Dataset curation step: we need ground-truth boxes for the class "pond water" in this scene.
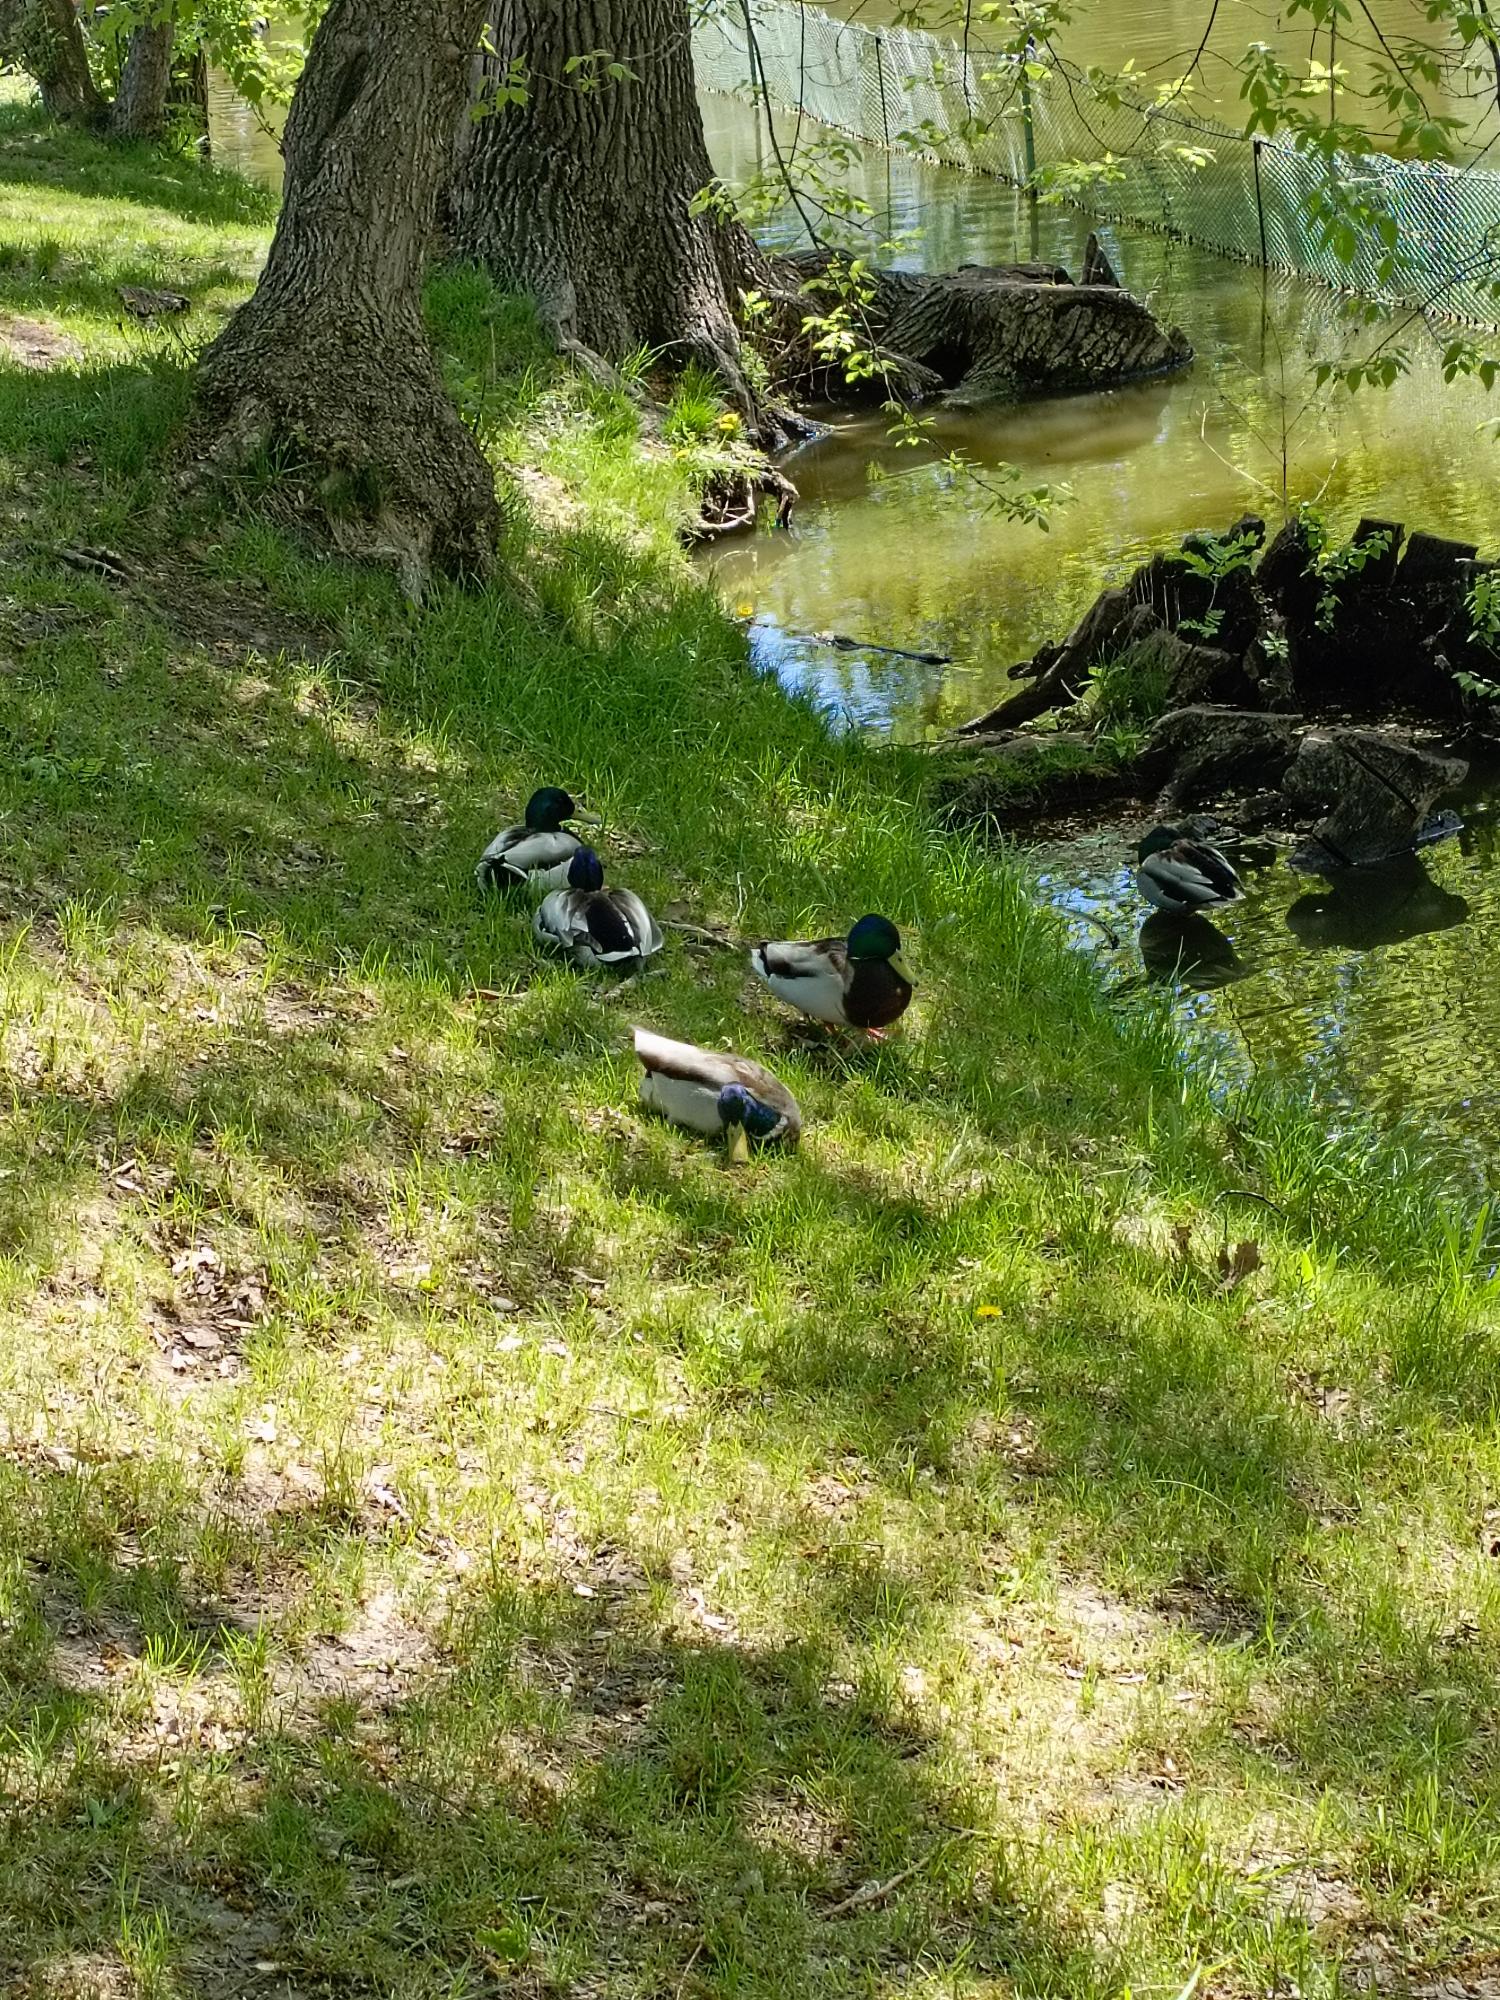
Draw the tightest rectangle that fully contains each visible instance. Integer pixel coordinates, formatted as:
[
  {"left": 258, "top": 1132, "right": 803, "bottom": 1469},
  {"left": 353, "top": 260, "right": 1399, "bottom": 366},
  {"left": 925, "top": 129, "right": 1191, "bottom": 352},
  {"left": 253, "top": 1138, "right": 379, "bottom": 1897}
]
[
  {"left": 1029, "top": 789, "right": 1500, "bottom": 1166},
  {"left": 205, "top": 51, "right": 1500, "bottom": 1172},
  {"left": 205, "top": 41, "right": 289, "bottom": 189},
  {"left": 698, "top": 87, "right": 1500, "bottom": 739},
  {"left": 693, "top": 89, "right": 1500, "bottom": 1171},
  {"left": 823, "top": 0, "right": 1500, "bottom": 152}
]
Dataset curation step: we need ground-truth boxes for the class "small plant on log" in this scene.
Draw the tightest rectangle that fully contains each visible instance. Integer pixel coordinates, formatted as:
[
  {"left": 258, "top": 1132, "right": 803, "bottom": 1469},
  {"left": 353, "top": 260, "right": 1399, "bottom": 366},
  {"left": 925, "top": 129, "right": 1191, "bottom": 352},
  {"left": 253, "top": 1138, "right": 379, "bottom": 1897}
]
[
  {"left": 1309, "top": 524, "right": 1394, "bottom": 632},
  {"left": 1170, "top": 526, "right": 1259, "bottom": 640},
  {"left": 1085, "top": 645, "right": 1176, "bottom": 730},
  {"left": 1464, "top": 568, "right": 1500, "bottom": 655}
]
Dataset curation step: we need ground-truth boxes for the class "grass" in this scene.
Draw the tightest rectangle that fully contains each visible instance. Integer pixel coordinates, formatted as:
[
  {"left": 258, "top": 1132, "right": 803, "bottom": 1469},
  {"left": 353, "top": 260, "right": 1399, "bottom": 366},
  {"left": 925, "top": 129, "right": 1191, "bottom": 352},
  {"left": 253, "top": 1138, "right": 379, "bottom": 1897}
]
[
  {"left": 1083, "top": 642, "right": 1179, "bottom": 735},
  {"left": 3, "top": 95, "right": 1500, "bottom": 2000}
]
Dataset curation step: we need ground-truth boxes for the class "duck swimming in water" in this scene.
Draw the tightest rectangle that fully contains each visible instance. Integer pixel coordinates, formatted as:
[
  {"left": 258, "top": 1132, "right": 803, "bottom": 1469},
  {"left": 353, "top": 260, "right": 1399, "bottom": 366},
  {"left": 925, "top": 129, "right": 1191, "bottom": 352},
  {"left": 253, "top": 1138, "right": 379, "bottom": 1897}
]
[
  {"left": 633, "top": 1026, "right": 801, "bottom": 1163},
  {"left": 475, "top": 787, "right": 599, "bottom": 893},
  {"left": 750, "top": 913, "right": 912, "bottom": 1033},
  {"left": 533, "top": 848, "right": 662, "bottom": 972},
  {"left": 1135, "top": 825, "right": 1243, "bottom": 916}
]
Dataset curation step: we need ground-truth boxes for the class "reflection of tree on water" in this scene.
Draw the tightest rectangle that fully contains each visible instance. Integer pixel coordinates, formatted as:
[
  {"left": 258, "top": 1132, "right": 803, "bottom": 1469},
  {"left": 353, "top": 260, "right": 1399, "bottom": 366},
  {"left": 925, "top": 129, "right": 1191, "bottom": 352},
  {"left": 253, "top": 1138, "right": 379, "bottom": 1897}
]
[
  {"left": 1285, "top": 853, "right": 1471, "bottom": 953},
  {"left": 1138, "top": 909, "right": 1246, "bottom": 990}
]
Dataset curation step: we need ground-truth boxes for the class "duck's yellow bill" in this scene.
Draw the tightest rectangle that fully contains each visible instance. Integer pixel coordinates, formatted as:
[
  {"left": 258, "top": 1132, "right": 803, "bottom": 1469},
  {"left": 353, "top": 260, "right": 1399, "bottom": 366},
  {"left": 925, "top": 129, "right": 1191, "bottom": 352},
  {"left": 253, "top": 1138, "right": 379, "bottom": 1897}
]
[
  {"left": 889, "top": 951, "right": 912, "bottom": 985},
  {"left": 726, "top": 1125, "right": 751, "bottom": 1165}
]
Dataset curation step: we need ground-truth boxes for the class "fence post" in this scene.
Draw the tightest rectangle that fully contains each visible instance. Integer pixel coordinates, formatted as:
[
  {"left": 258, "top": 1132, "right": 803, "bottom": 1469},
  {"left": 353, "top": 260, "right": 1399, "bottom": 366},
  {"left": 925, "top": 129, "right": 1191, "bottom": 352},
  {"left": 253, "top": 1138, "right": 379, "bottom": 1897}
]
[
  {"left": 874, "top": 32, "right": 894, "bottom": 234},
  {"left": 1019, "top": 38, "right": 1037, "bottom": 188},
  {"left": 1252, "top": 136, "right": 1269, "bottom": 267},
  {"left": 1019, "top": 37, "right": 1039, "bottom": 254}
]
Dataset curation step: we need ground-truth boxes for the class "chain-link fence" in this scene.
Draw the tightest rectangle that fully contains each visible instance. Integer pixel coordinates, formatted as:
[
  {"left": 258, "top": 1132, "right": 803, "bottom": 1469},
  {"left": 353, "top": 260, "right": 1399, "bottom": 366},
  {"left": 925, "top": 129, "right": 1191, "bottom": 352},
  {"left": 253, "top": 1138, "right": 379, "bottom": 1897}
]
[{"left": 693, "top": 0, "right": 1500, "bottom": 326}]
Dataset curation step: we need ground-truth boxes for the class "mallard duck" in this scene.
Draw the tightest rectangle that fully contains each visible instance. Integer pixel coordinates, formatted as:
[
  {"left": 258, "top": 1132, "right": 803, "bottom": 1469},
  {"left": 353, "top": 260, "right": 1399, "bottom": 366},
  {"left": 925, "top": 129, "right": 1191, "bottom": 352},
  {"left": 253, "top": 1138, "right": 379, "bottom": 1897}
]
[
  {"left": 750, "top": 913, "right": 912, "bottom": 1032},
  {"left": 475, "top": 786, "right": 599, "bottom": 892},
  {"left": 1136, "top": 825, "right": 1244, "bottom": 915},
  {"left": 533, "top": 848, "right": 662, "bottom": 971},
  {"left": 633, "top": 1026, "right": 801, "bottom": 1163}
]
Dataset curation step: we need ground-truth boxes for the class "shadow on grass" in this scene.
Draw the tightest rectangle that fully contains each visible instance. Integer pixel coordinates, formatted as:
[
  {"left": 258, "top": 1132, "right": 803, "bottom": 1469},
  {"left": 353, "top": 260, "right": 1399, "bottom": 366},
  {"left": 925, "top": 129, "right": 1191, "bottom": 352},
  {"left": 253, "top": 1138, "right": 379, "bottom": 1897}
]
[
  {"left": 0, "top": 100, "right": 276, "bottom": 228},
  {"left": 3, "top": 140, "right": 1500, "bottom": 1992},
  {"left": 0, "top": 1463, "right": 1070, "bottom": 1999}
]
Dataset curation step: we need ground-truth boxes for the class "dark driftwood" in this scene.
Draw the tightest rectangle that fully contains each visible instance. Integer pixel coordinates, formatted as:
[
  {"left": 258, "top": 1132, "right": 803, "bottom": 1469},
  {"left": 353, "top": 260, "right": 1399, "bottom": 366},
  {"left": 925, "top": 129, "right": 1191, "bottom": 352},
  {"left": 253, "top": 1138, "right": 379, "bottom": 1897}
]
[
  {"left": 1282, "top": 730, "right": 1468, "bottom": 871},
  {"left": 780, "top": 252, "right": 1192, "bottom": 407},
  {"left": 860, "top": 264, "right": 1193, "bottom": 405}
]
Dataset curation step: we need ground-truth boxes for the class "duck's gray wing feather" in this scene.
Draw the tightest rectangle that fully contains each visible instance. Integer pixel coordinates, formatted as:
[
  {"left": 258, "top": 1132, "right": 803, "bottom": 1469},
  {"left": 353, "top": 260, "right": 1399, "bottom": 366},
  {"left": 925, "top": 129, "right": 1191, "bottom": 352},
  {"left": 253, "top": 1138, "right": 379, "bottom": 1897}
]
[
  {"left": 606, "top": 889, "right": 663, "bottom": 958},
  {"left": 752, "top": 937, "right": 847, "bottom": 981}
]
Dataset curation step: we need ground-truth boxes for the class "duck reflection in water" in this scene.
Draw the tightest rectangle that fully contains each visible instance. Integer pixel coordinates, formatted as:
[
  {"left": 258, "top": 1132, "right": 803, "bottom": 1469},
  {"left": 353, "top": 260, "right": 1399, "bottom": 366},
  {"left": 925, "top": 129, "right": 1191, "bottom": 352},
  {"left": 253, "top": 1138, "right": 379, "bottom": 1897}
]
[
  {"left": 1286, "top": 851, "right": 1470, "bottom": 951},
  {"left": 1138, "top": 908, "right": 1246, "bottom": 990}
]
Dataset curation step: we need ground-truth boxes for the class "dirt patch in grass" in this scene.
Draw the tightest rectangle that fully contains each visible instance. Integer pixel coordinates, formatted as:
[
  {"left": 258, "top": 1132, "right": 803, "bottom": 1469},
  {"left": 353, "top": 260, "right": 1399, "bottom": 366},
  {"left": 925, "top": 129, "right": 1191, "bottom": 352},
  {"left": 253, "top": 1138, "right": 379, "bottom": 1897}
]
[
  {"left": 1, "top": 314, "right": 83, "bottom": 369},
  {"left": 26, "top": 1952, "right": 135, "bottom": 1999}
]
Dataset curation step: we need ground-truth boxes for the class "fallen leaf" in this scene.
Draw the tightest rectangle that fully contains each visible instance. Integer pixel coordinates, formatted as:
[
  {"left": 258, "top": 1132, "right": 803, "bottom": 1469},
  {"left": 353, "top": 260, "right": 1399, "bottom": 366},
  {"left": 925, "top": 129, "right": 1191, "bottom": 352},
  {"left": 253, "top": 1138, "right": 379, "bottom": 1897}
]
[{"left": 1217, "top": 1239, "right": 1263, "bottom": 1290}]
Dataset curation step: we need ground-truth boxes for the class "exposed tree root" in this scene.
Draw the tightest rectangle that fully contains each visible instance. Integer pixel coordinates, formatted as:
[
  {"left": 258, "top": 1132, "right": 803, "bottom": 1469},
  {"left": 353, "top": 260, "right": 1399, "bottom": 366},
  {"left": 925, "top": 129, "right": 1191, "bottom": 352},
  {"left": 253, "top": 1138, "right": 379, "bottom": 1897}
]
[{"left": 688, "top": 461, "right": 799, "bottom": 542}]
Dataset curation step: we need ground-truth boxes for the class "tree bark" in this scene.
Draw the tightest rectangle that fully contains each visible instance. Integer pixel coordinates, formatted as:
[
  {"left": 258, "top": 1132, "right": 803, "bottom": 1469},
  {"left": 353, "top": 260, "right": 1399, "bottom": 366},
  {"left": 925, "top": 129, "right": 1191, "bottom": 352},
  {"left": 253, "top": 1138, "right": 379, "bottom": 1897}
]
[
  {"left": 0, "top": 0, "right": 108, "bottom": 126},
  {"left": 448, "top": 0, "right": 767, "bottom": 407},
  {"left": 112, "top": 15, "right": 175, "bottom": 139},
  {"left": 194, "top": 0, "right": 498, "bottom": 590}
]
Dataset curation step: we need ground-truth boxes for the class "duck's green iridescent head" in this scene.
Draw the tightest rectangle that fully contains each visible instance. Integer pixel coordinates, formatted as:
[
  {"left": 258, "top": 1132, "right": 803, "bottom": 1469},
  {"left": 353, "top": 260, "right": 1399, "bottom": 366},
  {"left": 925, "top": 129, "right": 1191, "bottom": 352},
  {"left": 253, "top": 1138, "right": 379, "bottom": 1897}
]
[
  {"left": 1137, "top": 824, "right": 1185, "bottom": 863},
  {"left": 525, "top": 786, "right": 579, "bottom": 831},
  {"left": 528, "top": 784, "right": 600, "bottom": 832},
  {"left": 846, "top": 914, "right": 902, "bottom": 961},
  {"left": 846, "top": 913, "right": 910, "bottom": 986}
]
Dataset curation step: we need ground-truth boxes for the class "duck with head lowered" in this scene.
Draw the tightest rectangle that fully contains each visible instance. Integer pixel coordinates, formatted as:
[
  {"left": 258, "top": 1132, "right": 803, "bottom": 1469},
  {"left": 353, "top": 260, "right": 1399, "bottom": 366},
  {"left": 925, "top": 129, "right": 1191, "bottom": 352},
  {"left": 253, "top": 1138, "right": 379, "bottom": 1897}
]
[
  {"left": 751, "top": 913, "right": 912, "bottom": 1034},
  {"left": 533, "top": 848, "right": 663, "bottom": 972},
  {"left": 1135, "top": 823, "right": 1244, "bottom": 916},
  {"left": 475, "top": 786, "right": 600, "bottom": 893},
  {"left": 633, "top": 1026, "right": 801, "bottom": 1163}
]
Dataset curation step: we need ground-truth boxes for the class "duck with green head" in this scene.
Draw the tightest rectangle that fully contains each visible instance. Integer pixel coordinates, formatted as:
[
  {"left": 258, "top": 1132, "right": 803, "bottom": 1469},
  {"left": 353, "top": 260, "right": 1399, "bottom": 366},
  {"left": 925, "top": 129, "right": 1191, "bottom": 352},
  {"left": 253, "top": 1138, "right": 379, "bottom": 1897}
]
[
  {"left": 1136, "top": 823, "right": 1243, "bottom": 916},
  {"left": 475, "top": 786, "right": 600, "bottom": 893},
  {"left": 633, "top": 1026, "right": 801, "bottom": 1164},
  {"left": 750, "top": 914, "right": 912, "bottom": 1033}
]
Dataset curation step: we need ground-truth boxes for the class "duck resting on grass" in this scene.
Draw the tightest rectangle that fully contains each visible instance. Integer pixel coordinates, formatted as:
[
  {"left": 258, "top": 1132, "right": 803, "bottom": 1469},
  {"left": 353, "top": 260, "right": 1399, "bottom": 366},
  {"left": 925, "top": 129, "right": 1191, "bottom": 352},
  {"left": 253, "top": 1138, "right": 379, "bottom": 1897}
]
[
  {"left": 475, "top": 786, "right": 600, "bottom": 893},
  {"left": 1136, "top": 824, "right": 1244, "bottom": 916},
  {"left": 533, "top": 848, "right": 662, "bottom": 972},
  {"left": 633, "top": 1026, "right": 801, "bottom": 1163},
  {"left": 751, "top": 914, "right": 912, "bottom": 1034}
]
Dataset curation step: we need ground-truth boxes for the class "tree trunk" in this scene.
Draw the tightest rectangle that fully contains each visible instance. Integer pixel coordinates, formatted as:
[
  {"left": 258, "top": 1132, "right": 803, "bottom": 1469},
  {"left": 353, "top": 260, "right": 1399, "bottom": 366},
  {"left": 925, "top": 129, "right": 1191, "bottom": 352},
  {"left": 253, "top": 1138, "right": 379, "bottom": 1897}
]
[
  {"left": 0, "top": 0, "right": 108, "bottom": 126},
  {"left": 194, "top": 0, "right": 498, "bottom": 591},
  {"left": 448, "top": 0, "right": 766, "bottom": 406},
  {"left": 112, "top": 16, "right": 175, "bottom": 139}
]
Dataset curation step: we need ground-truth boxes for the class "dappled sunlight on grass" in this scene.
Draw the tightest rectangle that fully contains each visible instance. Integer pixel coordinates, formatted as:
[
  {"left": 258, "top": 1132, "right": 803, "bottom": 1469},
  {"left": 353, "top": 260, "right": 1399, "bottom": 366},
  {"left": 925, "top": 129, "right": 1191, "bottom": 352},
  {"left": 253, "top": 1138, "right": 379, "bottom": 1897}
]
[{"left": 4, "top": 99, "right": 1500, "bottom": 2000}]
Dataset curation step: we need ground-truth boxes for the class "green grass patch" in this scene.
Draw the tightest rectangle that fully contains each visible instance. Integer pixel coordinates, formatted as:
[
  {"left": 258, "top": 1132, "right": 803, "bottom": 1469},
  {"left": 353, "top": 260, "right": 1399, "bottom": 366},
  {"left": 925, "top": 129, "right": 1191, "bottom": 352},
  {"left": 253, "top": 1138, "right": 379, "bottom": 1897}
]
[
  {"left": 1084, "top": 639, "right": 1179, "bottom": 732},
  {"left": 2, "top": 100, "right": 1500, "bottom": 2000}
]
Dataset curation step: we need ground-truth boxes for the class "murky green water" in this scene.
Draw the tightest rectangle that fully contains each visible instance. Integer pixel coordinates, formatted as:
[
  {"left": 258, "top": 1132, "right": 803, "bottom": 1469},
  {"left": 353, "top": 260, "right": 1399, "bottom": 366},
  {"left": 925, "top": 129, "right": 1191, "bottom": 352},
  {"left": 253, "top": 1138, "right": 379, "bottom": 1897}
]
[
  {"left": 685, "top": 84, "right": 1500, "bottom": 1165},
  {"left": 206, "top": 39, "right": 289, "bottom": 189},
  {"left": 689, "top": 87, "right": 1500, "bottom": 1166},
  {"left": 1028, "top": 784, "right": 1500, "bottom": 1164},
  {"left": 699, "top": 88, "right": 1500, "bottom": 739},
  {"left": 823, "top": 0, "right": 1500, "bottom": 149}
]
